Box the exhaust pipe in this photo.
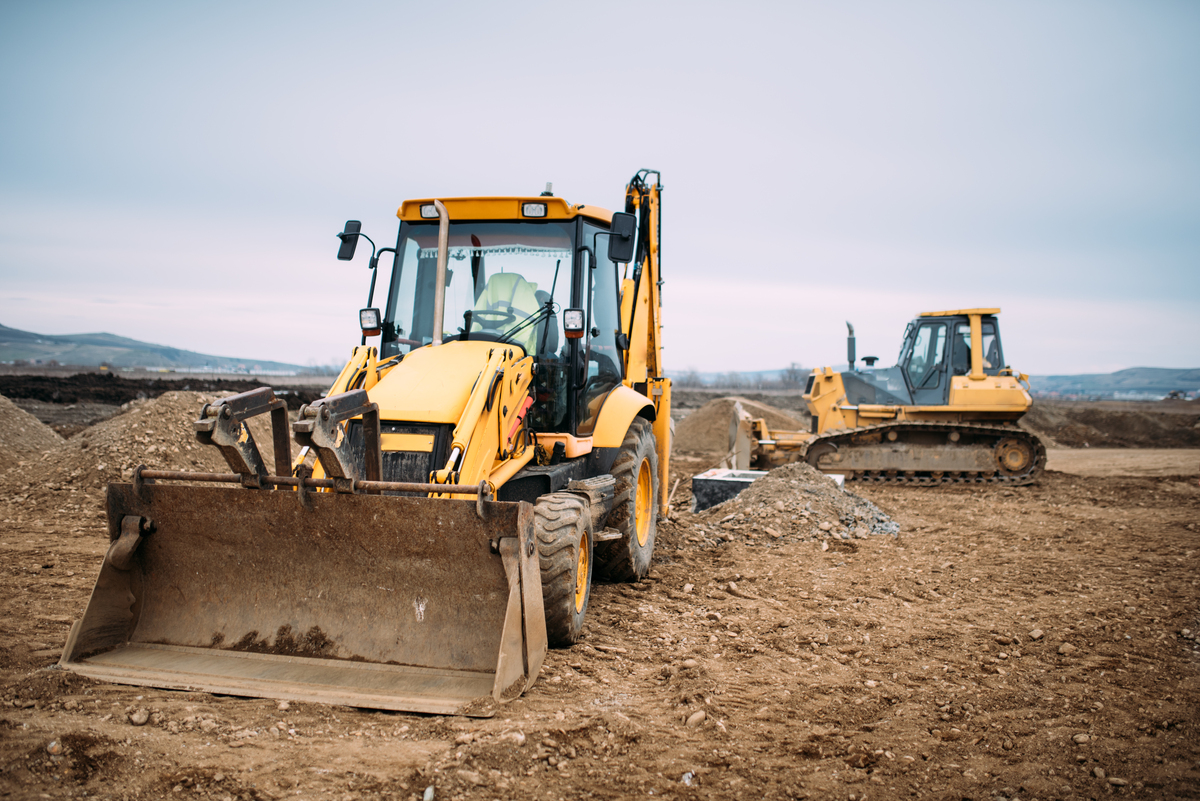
[432,199,449,346]
[846,321,856,370]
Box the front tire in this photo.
[534,493,593,646]
[595,417,659,582]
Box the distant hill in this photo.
[1028,367,1200,398]
[0,323,307,373]
[667,365,1199,398]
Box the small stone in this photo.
[200,719,219,732]
[1093,767,1106,780]
[728,581,738,592]
[423,786,436,801]
[46,740,61,755]
[128,708,150,726]
[456,769,484,786]
[681,658,699,669]
[507,731,526,746]
[864,680,877,688]
[1073,733,1090,744]
[821,541,829,552]
[213,774,225,782]
[683,583,694,593]
[1108,778,1128,787]
[818,521,833,531]
[686,710,706,728]
[1058,643,1077,656]
[765,527,781,539]
[1124,606,1136,614]
[1029,629,1044,641]
[277,701,290,711]
[705,612,722,622]
[455,732,474,745]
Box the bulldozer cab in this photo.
[899,309,1004,405]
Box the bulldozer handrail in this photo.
[135,468,488,496]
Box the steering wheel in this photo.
[471,309,518,330]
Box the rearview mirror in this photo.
[608,212,636,263]
[337,220,361,261]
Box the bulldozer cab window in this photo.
[950,321,1004,376]
[904,322,947,391]
[382,221,571,360]
[575,221,624,436]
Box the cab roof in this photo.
[397,196,614,225]
[918,308,1000,318]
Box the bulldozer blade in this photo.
[60,483,547,717]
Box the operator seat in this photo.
[472,272,540,354]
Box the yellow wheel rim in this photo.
[635,458,652,547]
[574,530,589,613]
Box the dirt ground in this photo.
[2,390,1199,800]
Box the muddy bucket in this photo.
[60,483,546,716]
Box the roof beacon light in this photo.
[420,204,439,218]
[522,203,547,218]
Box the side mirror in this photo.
[337,220,362,261]
[608,212,636,263]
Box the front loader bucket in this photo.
[60,483,547,717]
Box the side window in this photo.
[905,323,947,389]
[576,223,624,435]
[951,323,972,376]
[981,321,1002,374]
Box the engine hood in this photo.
[368,340,512,424]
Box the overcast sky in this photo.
[2,1,1197,375]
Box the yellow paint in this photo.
[947,376,1032,409]
[592,385,655,448]
[380,433,435,452]
[649,376,672,516]
[368,340,500,424]
[397,196,613,225]
[918,307,1000,317]
[534,433,593,459]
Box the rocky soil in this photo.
[1,392,1198,800]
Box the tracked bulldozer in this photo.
[61,171,671,716]
[734,308,1045,484]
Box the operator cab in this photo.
[341,196,636,438]
[839,309,1006,407]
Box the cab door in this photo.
[903,320,950,405]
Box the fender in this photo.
[592,385,655,448]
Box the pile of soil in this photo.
[674,396,805,454]
[12,392,284,507]
[670,461,899,549]
[1023,400,1200,448]
[0,373,322,410]
[0,394,64,464]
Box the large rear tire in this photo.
[595,417,659,582]
[534,493,593,647]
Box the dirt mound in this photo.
[675,396,805,455]
[1023,400,1200,448]
[19,391,284,505]
[0,394,64,463]
[673,461,899,549]
[0,372,322,409]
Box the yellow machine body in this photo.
[738,308,1045,484]
[62,172,671,714]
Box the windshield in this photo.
[381,221,574,359]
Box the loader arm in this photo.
[620,171,672,514]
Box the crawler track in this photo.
[807,421,1046,485]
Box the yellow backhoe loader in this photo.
[61,171,670,716]
[734,308,1045,484]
